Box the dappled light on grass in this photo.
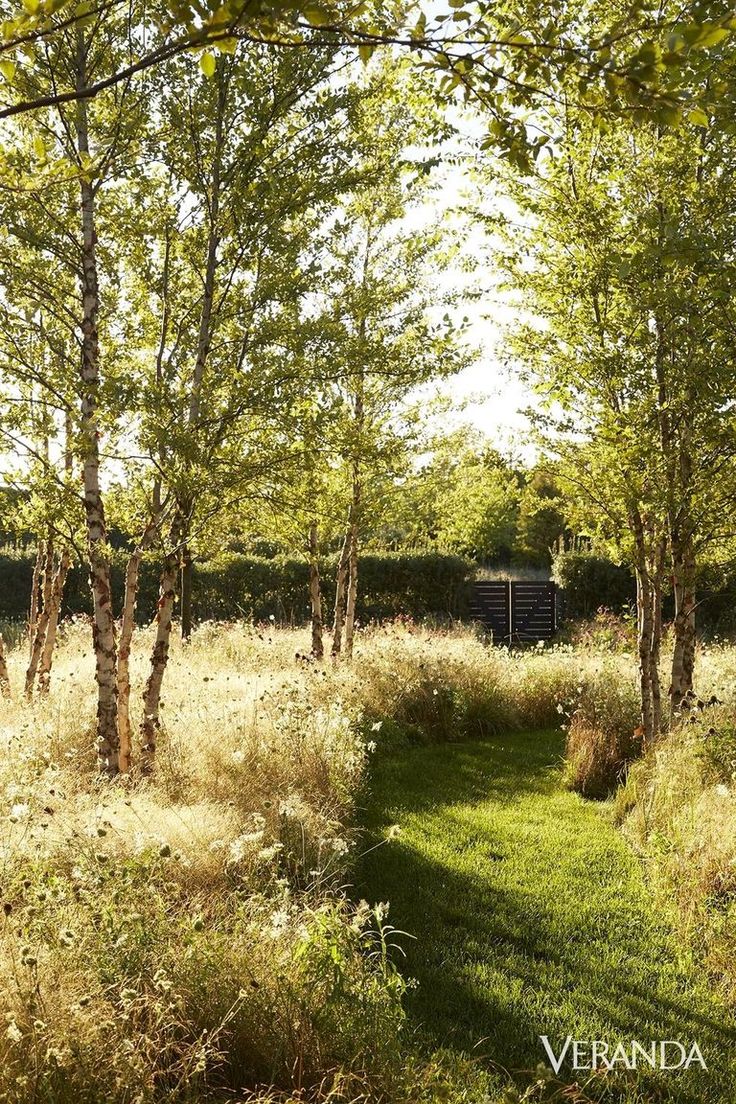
[359,734,736,1104]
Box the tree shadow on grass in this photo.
[355,733,736,1104]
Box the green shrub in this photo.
[552,550,636,620]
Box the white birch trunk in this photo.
[631,510,656,747]
[75,32,119,774]
[117,516,160,773]
[140,516,181,771]
[25,540,54,698]
[344,521,359,660]
[28,542,44,660]
[331,528,351,658]
[37,549,71,695]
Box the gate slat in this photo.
[470,580,557,644]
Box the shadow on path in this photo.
[355,731,736,1104]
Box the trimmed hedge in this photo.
[0,547,475,626]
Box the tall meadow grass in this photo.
[3,617,735,1099]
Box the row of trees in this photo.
[502,8,736,741]
[0,18,472,774]
[0,0,731,772]
[371,430,566,565]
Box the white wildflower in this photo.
[268,908,289,937]
[257,843,283,862]
[6,1022,22,1044]
[229,837,248,864]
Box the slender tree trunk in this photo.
[140,515,181,771]
[635,565,654,746]
[28,543,44,659]
[650,536,666,739]
[117,516,160,773]
[37,549,71,695]
[344,519,359,660]
[681,542,697,693]
[176,72,226,639]
[0,634,11,698]
[180,540,193,642]
[631,510,657,747]
[25,540,54,698]
[76,33,119,774]
[338,376,364,661]
[669,531,696,712]
[308,521,324,659]
[331,527,351,657]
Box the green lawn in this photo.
[357,731,736,1103]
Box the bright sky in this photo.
[409,145,538,464]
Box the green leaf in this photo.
[0,58,16,82]
[303,5,330,25]
[696,26,729,47]
[199,51,216,78]
[357,43,374,64]
[688,106,709,127]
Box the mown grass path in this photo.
[357,730,736,1103]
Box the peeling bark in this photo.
[308,521,323,659]
[38,549,71,696]
[76,31,119,774]
[25,540,54,698]
[28,542,44,660]
[117,516,160,773]
[670,533,696,711]
[140,516,181,772]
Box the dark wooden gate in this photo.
[468,581,557,644]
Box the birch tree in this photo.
[500,86,736,734]
[0,1,149,771]
[314,71,471,655]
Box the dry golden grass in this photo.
[616,639,736,999]
[0,622,393,1104]
[0,618,622,1104]
[1,618,735,1100]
